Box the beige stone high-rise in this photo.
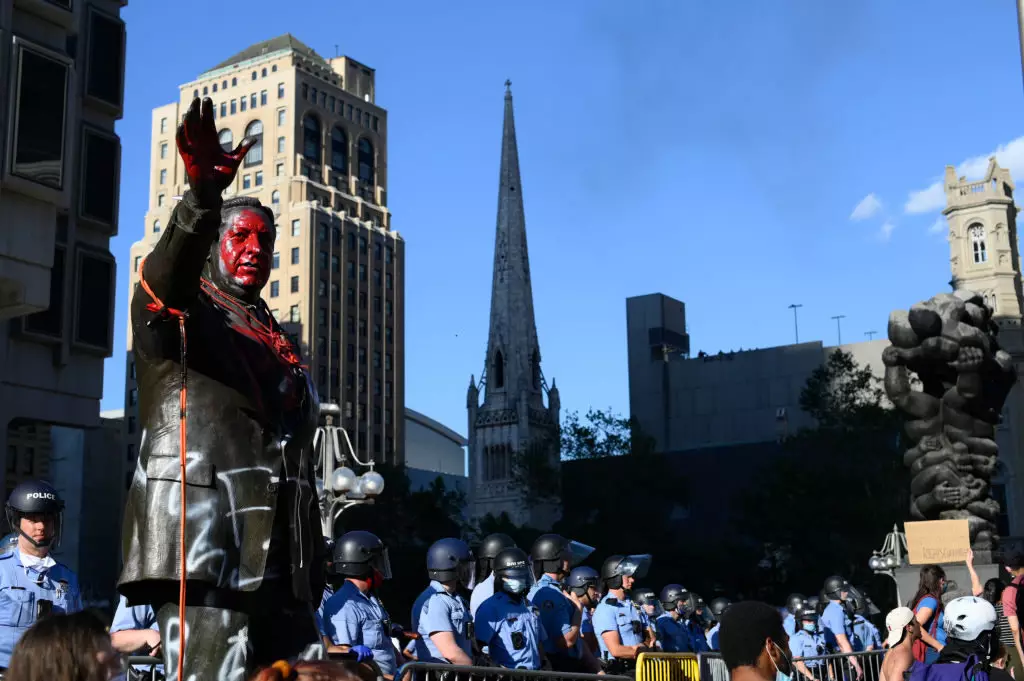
[122,35,405,474]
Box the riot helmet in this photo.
[805,595,821,614]
[6,480,64,550]
[797,605,819,632]
[0,533,16,557]
[632,587,663,619]
[568,566,601,603]
[660,584,689,615]
[823,575,849,601]
[427,538,475,588]
[601,554,652,590]
[493,547,534,598]
[709,597,732,619]
[530,534,595,579]
[476,533,516,579]
[333,531,391,585]
[786,593,806,615]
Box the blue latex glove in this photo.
[351,645,374,663]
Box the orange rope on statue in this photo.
[137,258,189,681]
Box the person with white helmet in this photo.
[906,596,1012,681]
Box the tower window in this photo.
[969,224,988,264]
[492,350,505,389]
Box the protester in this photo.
[5,611,121,681]
[908,596,1011,681]
[249,660,361,681]
[718,601,791,681]
[910,564,947,664]
[880,607,920,681]
[1002,550,1024,680]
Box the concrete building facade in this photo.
[467,84,560,529]
[122,35,405,480]
[0,0,125,513]
[405,407,466,479]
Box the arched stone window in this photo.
[243,121,263,167]
[969,224,988,264]
[218,129,233,153]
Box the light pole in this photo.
[868,524,908,605]
[831,315,846,346]
[788,304,803,344]
[314,402,385,539]
[1017,0,1024,93]
[865,331,878,341]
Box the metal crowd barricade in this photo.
[123,655,164,681]
[698,650,884,681]
[396,661,630,681]
[636,652,700,681]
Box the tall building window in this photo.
[261,67,267,77]
[291,219,301,237]
[254,171,263,186]
[289,305,300,322]
[278,137,286,153]
[278,109,286,126]
[290,276,299,293]
[331,127,348,173]
[250,93,257,109]
[160,142,167,159]
[260,90,267,106]
[243,175,251,189]
[270,281,279,297]
[278,83,285,98]
[230,99,237,115]
[303,115,321,164]
[271,190,280,204]
[970,224,988,264]
[157,194,165,207]
[240,98,247,112]
[276,163,284,177]
[357,138,375,183]
[244,120,263,166]
[218,129,233,152]
[272,251,280,269]
[220,102,227,117]
[159,169,166,184]
[291,247,300,265]
[160,117,167,133]
[152,220,161,233]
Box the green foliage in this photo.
[560,408,657,460]
[731,349,907,603]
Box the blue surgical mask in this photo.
[768,641,793,681]
[802,622,816,633]
[503,577,529,595]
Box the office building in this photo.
[122,34,405,478]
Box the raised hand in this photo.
[176,97,255,202]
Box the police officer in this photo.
[655,584,693,653]
[110,594,163,680]
[848,588,881,652]
[567,567,602,655]
[528,534,598,673]
[631,588,661,648]
[705,597,731,651]
[0,535,16,559]
[593,554,652,674]
[682,592,710,653]
[820,575,862,679]
[411,538,475,665]
[475,547,548,670]
[315,537,338,638]
[0,480,81,669]
[321,531,398,677]
[471,533,517,617]
[789,606,827,681]
[805,595,821,616]
[783,593,806,636]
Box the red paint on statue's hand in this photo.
[176,97,255,197]
[219,209,273,288]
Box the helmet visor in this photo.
[565,541,596,567]
[619,554,652,579]
[499,564,536,595]
[457,560,477,590]
[372,547,392,580]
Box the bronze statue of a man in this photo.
[120,98,326,679]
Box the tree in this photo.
[561,408,657,460]
[731,350,908,604]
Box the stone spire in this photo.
[483,81,544,409]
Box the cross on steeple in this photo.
[505,79,512,93]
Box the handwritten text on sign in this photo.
[904,520,971,565]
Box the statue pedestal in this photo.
[893,561,1000,606]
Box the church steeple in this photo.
[483,81,544,408]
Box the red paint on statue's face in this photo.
[218,209,274,291]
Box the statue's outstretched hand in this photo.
[176,97,254,202]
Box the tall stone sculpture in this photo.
[120,98,326,680]
[883,290,1017,551]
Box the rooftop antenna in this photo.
[831,314,846,345]
[865,330,878,341]
[788,304,803,344]
[335,44,339,58]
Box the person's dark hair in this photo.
[911,564,946,605]
[1004,549,1024,571]
[6,611,113,681]
[719,601,786,671]
[983,578,1005,605]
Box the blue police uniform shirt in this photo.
[684,619,709,653]
[655,613,692,653]
[528,574,580,658]
[820,602,855,652]
[411,580,473,663]
[0,548,81,667]
[706,623,721,651]
[316,585,334,636]
[110,595,162,672]
[321,580,397,675]
[593,596,644,658]
[789,629,827,667]
[852,615,881,651]
[475,591,548,670]
[470,573,495,617]
[783,612,797,637]
[581,607,594,636]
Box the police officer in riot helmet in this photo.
[819,575,863,679]
[411,538,475,665]
[705,598,731,651]
[655,584,693,653]
[470,533,517,617]
[592,554,653,674]
[783,593,805,636]
[474,547,548,670]
[682,592,710,652]
[631,588,661,649]
[567,567,602,655]
[321,531,399,676]
[528,535,599,672]
[0,480,82,669]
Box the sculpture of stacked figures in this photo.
[883,290,1017,550]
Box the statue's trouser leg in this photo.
[155,595,320,681]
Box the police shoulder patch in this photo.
[604,597,619,605]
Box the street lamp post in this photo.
[314,402,385,539]
[868,524,909,604]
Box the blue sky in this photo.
[102,0,1024,436]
